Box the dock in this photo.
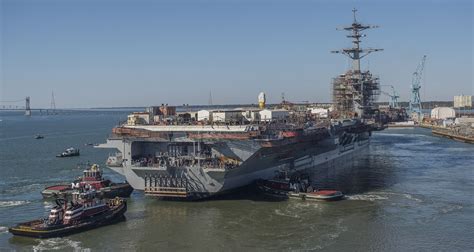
[431,127,474,144]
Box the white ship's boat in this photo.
[56,147,80,158]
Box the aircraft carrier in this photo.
[97,9,384,200]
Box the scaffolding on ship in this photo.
[331,9,382,119]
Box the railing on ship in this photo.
[113,116,332,130]
[144,175,188,198]
[131,155,240,171]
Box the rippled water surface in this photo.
[1,111,473,251]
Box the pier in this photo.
[432,129,474,144]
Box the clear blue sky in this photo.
[1,0,473,108]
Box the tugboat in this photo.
[42,164,133,199]
[34,134,44,139]
[9,190,127,238]
[256,178,293,198]
[256,176,345,202]
[56,147,80,157]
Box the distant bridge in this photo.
[0,107,80,115]
[0,97,61,115]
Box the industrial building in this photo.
[212,110,243,123]
[308,108,329,118]
[127,112,152,125]
[197,110,212,121]
[259,109,289,122]
[454,95,473,108]
[241,110,261,122]
[455,117,474,127]
[430,107,456,120]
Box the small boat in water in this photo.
[9,190,127,238]
[42,164,133,199]
[256,178,345,201]
[56,147,80,157]
[34,134,44,139]
[106,153,123,167]
[256,178,293,198]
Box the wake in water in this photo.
[33,238,90,252]
[274,209,300,219]
[347,191,424,203]
[0,183,46,195]
[0,200,30,208]
[292,217,348,251]
[393,140,432,147]
[0,226,8,234]
[273,201,325,219]
[320,218,348,241]
[346,194,388,201]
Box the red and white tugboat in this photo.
[257,176,345,202]
[9,189,127,238]
[42,164,133,199]
[256,178,293,198]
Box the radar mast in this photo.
[331,9,383,118]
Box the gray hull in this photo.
[101,131,370,199]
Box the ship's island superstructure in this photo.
[97,10,384,200]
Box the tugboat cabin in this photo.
[83,164,102,181]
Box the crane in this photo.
[409,55,427,119]
[381,85,400,108]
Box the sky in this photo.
[1,0,473,108]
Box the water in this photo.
[1,111,473,251]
